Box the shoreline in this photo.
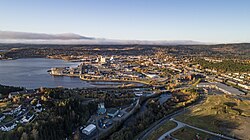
[50,73,150,86]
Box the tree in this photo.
[20,132,28,140]
[31,128,39,140]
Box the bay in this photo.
[0,58,140,89]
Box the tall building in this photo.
[100,56,106,64]
[97,103,106,115]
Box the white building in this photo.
[100,56,106,63]
[35,103,43,112]
[82,124,96,135]
[20,114,34,123]
[238,83,250,90]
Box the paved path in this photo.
[158,119,237,140]
[157,118,184,140]
[137,108,187,140]
[137,95,204,140]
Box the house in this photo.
[143,73,160,79]
[82,124,96,135]
[2,110,13,115]
[20,114,34,123]
[0,114,5,122]
[227,80,237,85]
[107,108,119,118]
[0,123,17,131]
[2,105,22,116]
[35,103,43,112]
[8,90,36,99]
[8,92,18,99]
[238,83,250,90]
[135,92,143,97]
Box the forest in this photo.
[0,87,137,140]
[196,59,250,73]
[0,84,24,98]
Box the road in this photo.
[136,108,187,140]
[157,118,184,140]
[137,95,205,140]
[154,86,191,94]
[1,107,31,126]
[158,119,236,140]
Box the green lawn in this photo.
[146,121,177,140]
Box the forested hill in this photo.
[0,43,249,59]
[0,84,24,98]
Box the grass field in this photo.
[175,95,250,140]
[171,127,217,140]
[146,121,177,140]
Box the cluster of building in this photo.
[48,54,250,96]
[186,62,250,94]
[197,82,245,95]
[49,55,206,88]
[50,55,147,82]
[0,90,43,132]
[80,102,125,136]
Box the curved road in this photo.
[137,94,203,140]
[157,118,184,140]
[158,118,237,140]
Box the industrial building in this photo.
[197,82,245,95]
[82,124,96,135]
[107,108,119,118]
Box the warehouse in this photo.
[82,124,96,135]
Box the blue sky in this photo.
[0,0,250,43]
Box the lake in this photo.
[0,58,141,89]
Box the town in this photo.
[49,53,250,93]
[0,45,249,140]
[1,0,250,139]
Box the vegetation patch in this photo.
[196,59,250,73]
[175,95,250,140]
[171,127,216,140]
[146,121,177,140]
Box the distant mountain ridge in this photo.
[0,31,93,40]
[0,30,206,45]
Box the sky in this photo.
[0,0,250,43]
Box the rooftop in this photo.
[83,124,96,132]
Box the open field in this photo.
[175,95,250,140]
[171,127,222,140]
[146,121,177,140]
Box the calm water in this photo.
[0,58,138,89]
